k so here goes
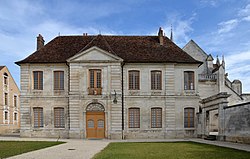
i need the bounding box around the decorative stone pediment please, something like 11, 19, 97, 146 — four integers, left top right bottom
67, 46, 123, 63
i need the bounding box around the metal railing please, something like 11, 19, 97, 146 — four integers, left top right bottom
88, 87, 102, 95
198, 74, 217, 81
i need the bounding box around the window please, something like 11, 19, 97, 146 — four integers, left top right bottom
4, 93, 8, 105
14, 95, 17, 108
129, 70, 140, 90
184, 71, 195, 90
14, 112, 17, 121
151, 108, 162, 128
184, 108, 195, 128
33, 71, 43, 90
151, 71, 162, 90
87, 120, 94, 128
54, 71, 64, 90
89, 69, 102, 95
4, 72, 8, 85
54, 108, 65, 128
129, 108, 140, 128
4, 111, 8, 120
4, 77, 7, 85
34, 107, 43, 128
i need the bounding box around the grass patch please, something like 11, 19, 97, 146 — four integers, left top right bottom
0, 141, 65, 158
93, 142, 250, 159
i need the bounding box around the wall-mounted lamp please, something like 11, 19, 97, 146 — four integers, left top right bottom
113, 90, 117, 104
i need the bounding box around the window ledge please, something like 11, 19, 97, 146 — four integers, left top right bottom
184, 128, 195, 130
184, 90, 196, 95
128, 90, 140, 96
151, 91, 162, 95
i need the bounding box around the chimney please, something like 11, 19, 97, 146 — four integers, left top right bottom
37, 34, 44, 50
158, 27, 164, 45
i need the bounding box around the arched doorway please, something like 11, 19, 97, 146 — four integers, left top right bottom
86, 103, 105, 139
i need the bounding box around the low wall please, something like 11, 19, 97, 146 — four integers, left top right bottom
224, 102, 250, 144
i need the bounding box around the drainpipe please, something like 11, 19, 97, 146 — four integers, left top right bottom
121, 62, 125, 140
66, 62, 70, 138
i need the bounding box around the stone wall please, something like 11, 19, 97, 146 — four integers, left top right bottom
0, 66, 20, 134
224, 102, 250, 144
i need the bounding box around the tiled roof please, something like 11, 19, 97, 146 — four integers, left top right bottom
0, 66, 5, 70
16, 35, 201, 65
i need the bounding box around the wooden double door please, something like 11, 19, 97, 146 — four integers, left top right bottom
86, 112, 105, 139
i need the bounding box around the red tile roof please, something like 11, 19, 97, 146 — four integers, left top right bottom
16, 35, 201, 65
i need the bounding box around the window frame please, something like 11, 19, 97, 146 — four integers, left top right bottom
151, 70, 162, 90
4, 93, 8, 105
54, 71, 64, 90
14, 95, 17, 108
128, 108, 140, 128
54, 107, 65, 128
4, 111, 8, 121
184, 107, 195, 128
88, 69, 102, 95
128, 70, 140, 90
184, 71, 195, 90
14, 112, 17, 121
33, 107, 43, 128
151, 107, 162, 128
33, 71, 43, 90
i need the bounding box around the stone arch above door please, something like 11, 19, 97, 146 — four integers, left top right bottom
86, 103, 105, 112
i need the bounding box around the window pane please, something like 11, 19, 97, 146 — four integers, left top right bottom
184, 71, 194, 90
14, 113, 17, 121
98, 119, 104, 128
4, 93, 8, 105
96, 71, 101, 88
89, 70, 102, 95
34, 107, 43, 128
184, 108, 194, 128
129, 108, 140, 128
34, 71, 43, 90
129, 71, 140, 90
54, 108, 65, 128
5, 111, 8, 120
54, 71, 64, 90
151, 108, 162, 128
14, 96, 17, 107
88, 120, 94, 128
151, 71, 162, 90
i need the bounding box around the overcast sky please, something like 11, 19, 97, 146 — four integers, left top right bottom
0, 0, 250, 92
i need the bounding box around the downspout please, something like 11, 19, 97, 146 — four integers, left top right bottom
66, 62, 70, 138
121, 62, 125, 140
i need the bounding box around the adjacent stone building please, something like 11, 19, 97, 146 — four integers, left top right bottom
183, 40, 250, 143
16, 28, 203, 139
0, 66, 20, 134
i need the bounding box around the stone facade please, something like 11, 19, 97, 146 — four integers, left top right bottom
17, 31, 249, 140
0, 66, 20, 134
17, 30, 203, 139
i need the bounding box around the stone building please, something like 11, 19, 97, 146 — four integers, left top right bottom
183, 40, 250, 143
0, 66, 20, 134
16, 28, 203, 139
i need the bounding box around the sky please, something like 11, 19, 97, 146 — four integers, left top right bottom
0, 0, 250, 92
